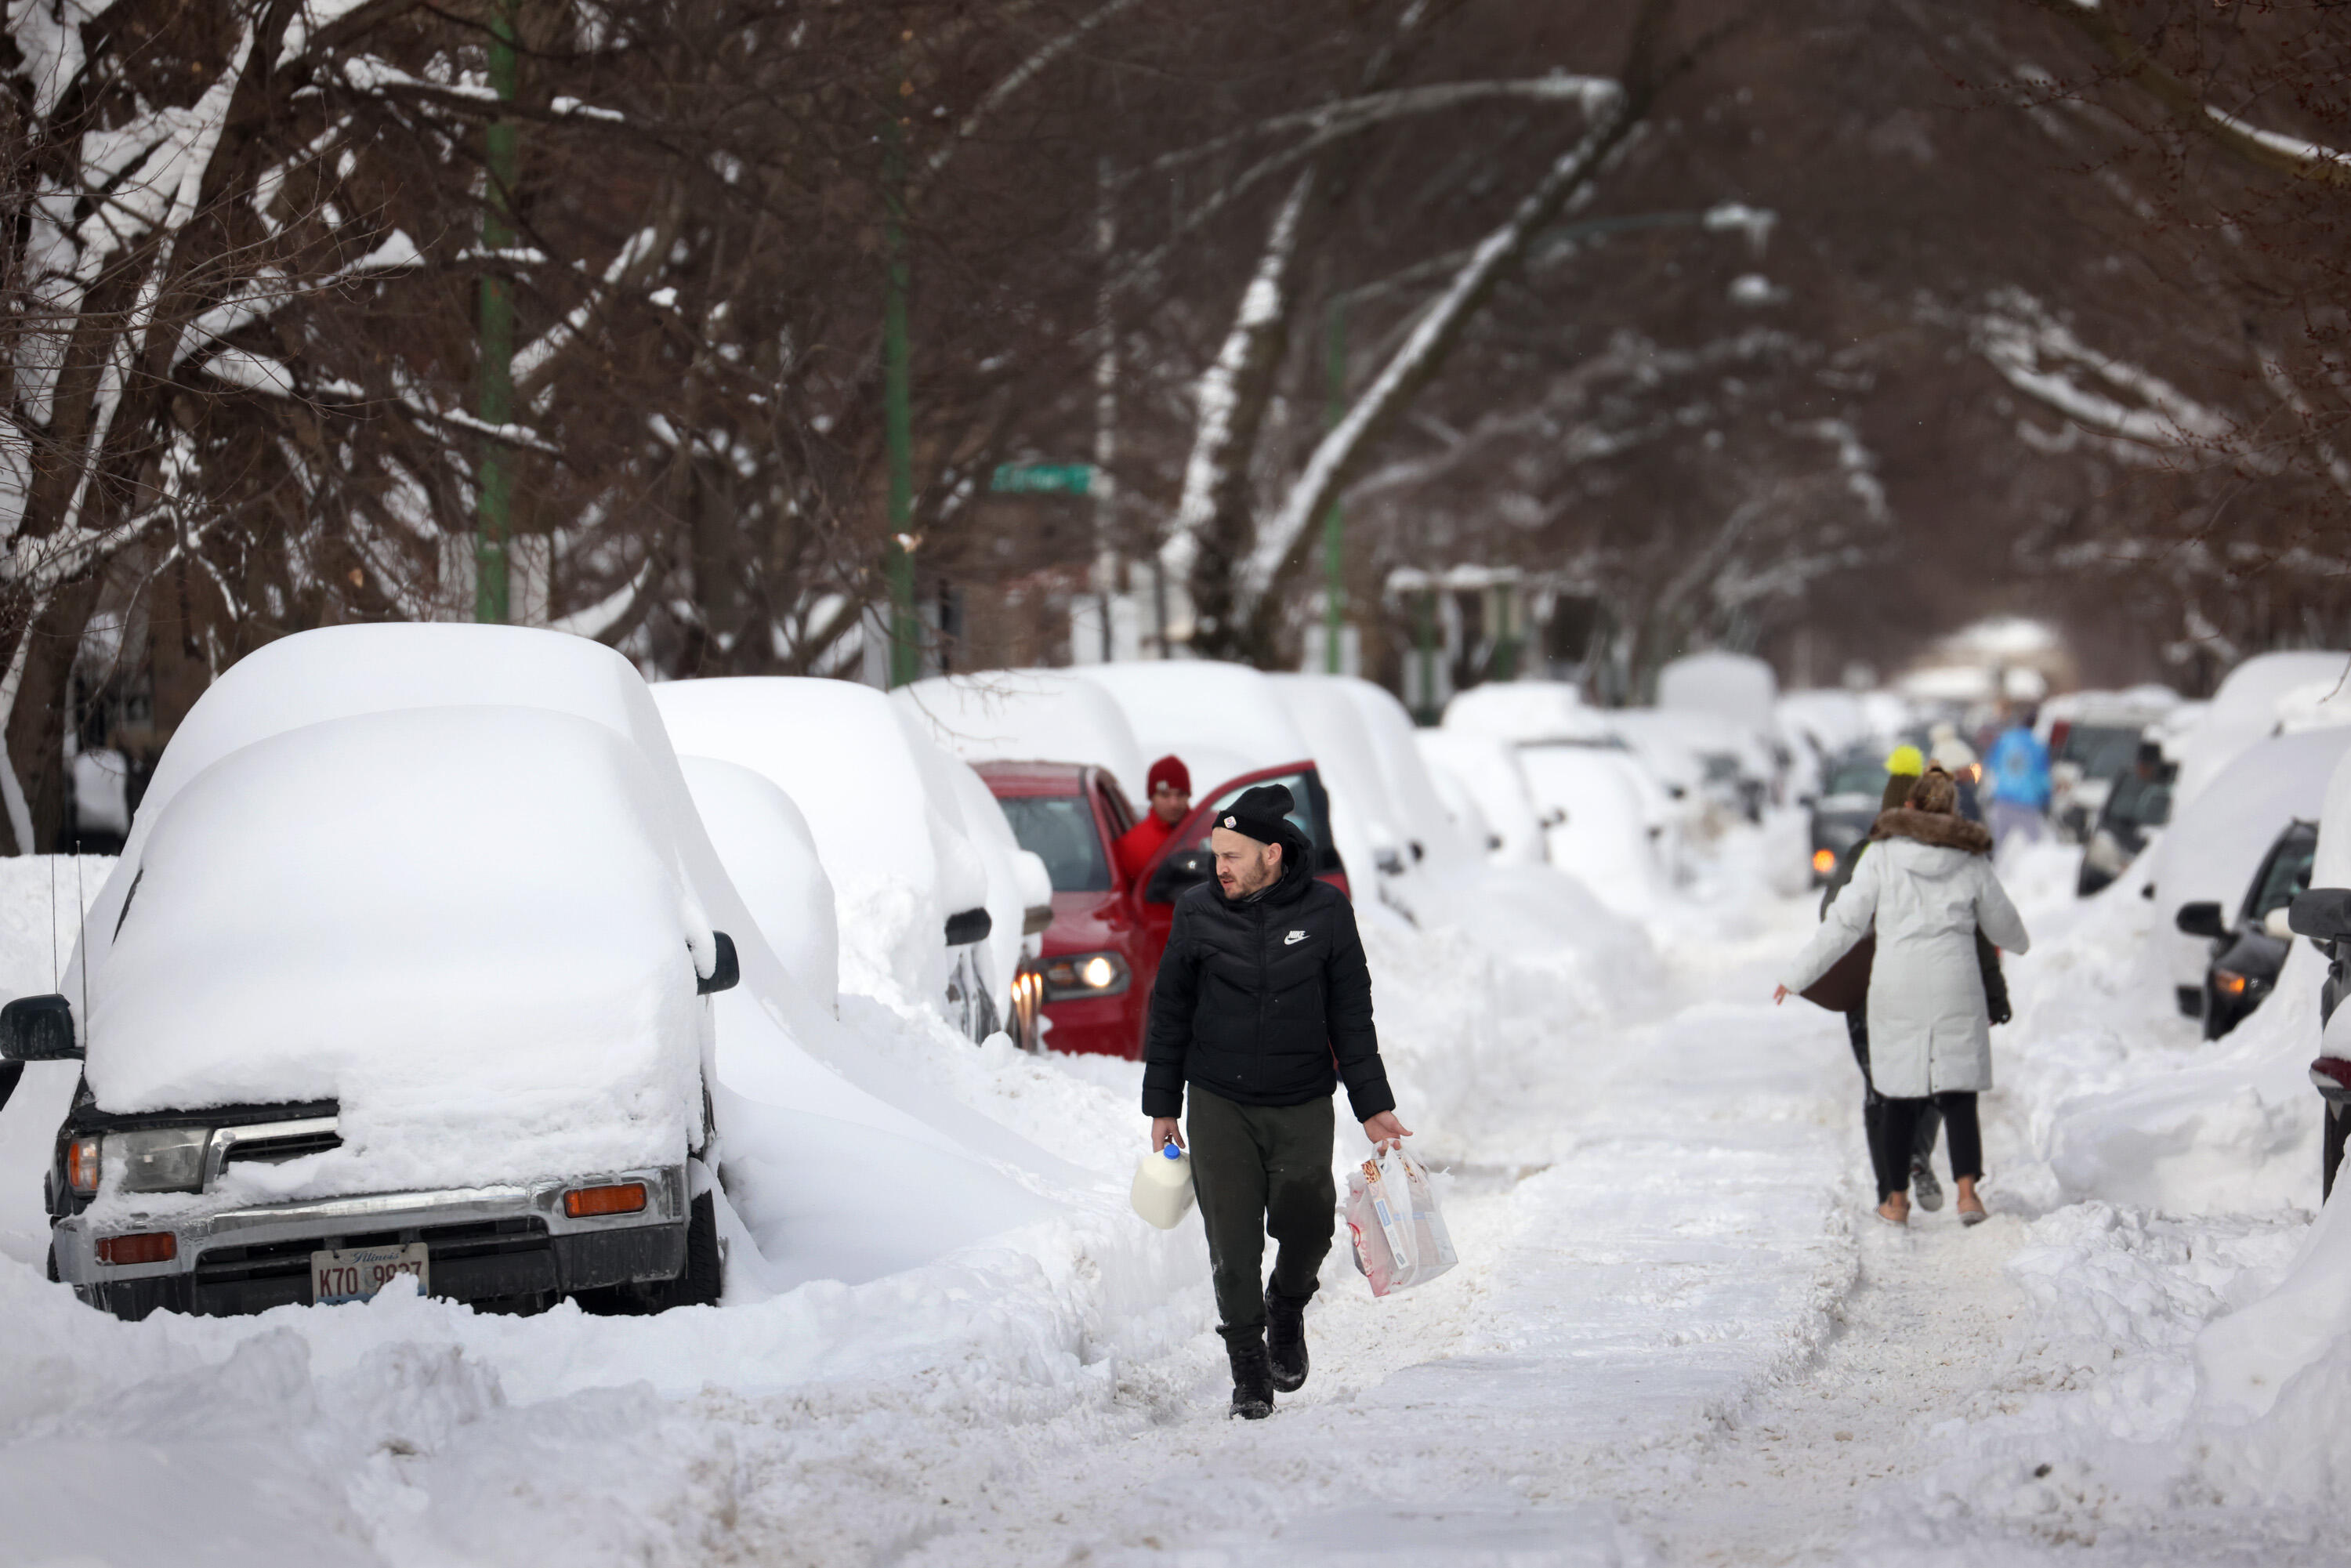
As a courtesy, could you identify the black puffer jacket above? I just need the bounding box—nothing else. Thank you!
[1141,825,1393,1121]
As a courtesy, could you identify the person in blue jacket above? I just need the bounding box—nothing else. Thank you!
[1984,707,2052,850]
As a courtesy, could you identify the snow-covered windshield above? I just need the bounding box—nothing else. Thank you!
[996,795,1110,893]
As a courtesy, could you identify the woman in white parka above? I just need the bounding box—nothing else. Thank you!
[1775,768,2030,1226]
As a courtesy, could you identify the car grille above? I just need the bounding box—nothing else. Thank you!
[222,1128,342,1166]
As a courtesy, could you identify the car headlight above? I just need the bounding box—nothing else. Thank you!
[1812,847,1838,876]
[113,1127,212,1193]
[2213,969,2251,999]
[1041,951,1131,1001]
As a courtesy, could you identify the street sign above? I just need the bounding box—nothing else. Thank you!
[990,462,1094,496]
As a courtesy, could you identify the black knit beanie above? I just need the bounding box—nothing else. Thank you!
[1215,783,1295,847]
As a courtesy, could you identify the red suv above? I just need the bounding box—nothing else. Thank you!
[976,759,1348,1059]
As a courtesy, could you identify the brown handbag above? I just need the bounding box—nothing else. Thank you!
[1800,933,1875,1015]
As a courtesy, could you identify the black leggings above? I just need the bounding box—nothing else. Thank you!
[1871,1092,1981,1203]
[1847,1014,1938,1184]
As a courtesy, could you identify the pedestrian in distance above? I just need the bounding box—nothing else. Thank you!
[1116,754,1192,882]
[1777,766,2030,1227]
[1817,744,1942,1209]
[1142,782,1410,1420]
[1984,707,2052,852]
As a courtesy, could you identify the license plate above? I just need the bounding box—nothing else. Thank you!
[311,1242,429,1305]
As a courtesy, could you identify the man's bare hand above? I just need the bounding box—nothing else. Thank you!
[1363,1110,1412,1153]
[1151,1116,1184,1153]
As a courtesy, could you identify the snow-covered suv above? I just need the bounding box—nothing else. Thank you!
[2,626,755,1320]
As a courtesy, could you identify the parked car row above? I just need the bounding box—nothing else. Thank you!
[0,628,1831,1326]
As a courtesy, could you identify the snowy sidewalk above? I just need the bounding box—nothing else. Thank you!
[900,956,1868,1566]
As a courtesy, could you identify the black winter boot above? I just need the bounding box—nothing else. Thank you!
[1221,1326,1274,1419]
[1265,1285,1311,1393]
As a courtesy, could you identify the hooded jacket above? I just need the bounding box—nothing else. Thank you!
[1140,820,1393,1121]
[1782,807,2030,1097]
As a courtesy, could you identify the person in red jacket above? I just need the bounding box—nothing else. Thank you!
[1116,755,1191,882]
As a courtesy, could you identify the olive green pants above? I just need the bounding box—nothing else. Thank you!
[1186,1086,1336,1332]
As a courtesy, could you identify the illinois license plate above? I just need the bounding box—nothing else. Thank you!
[311,1242,429,1305]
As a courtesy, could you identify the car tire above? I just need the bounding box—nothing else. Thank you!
[661,1190,724,1309]
[2325,1103,2349,1204]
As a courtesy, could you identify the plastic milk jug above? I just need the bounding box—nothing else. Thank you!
[1130,1143,1197,1229]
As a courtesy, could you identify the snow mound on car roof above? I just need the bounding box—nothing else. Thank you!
[897,671,1149,798]
[649,677,994,1009]
[1076,661,1311,792]
[87,707,703,1193]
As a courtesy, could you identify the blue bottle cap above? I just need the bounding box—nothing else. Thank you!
[1162,1143,1183,1160]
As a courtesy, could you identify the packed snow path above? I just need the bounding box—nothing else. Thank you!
[882,903,1981,1566]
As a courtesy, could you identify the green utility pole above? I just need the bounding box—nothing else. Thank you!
[881,116,920,687]
[474,0,517,625]
[1321,298,1346,674]
[1415,585,1439,725]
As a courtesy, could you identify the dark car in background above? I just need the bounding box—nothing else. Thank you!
[2049,715,2159,842]
[977,759,1349,1059]
[2175,819,2317,1040]
[1807,749,1887,885]
[2078,741,2176,898]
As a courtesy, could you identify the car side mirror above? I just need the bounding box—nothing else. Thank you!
[943,907,993,947]
[697,932,741,996]
[0,994,78,1061]
[2291,889,2351,942]
[2265,906,2297,941]
[1146,848,1212,904]
[2175,902,2228,941]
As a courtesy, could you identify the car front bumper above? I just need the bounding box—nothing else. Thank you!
[53,1163,689,1320]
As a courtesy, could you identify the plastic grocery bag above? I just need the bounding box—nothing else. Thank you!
[1345,1146,1457,1297]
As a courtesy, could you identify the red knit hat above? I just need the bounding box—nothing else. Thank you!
[1147,755,1190,795]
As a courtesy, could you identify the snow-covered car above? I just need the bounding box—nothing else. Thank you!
[6,704,736,1320]
[1442,681,1675,895]
[650,678,1049,1050]
[2176,818,2316,1040]
[1413,731,1524,860]
[2146,726,2351,1023]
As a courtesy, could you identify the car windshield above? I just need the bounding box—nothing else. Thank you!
[995,795,1110,893]
[1825,758,1886,798]
[2249,825,2320,920]
[2103,768,2174,829]
[2060,724,2144,780]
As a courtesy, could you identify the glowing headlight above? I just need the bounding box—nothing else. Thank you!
[1811,848,1838,876]
[1041,951,1131,1001]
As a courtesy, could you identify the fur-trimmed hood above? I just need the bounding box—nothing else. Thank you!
[1869,808,1993,856]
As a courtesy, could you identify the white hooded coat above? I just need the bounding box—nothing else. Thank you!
[1781,827,2030,1098]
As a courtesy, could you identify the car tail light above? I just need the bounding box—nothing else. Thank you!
[1041,950,1130,1002]
[1812,848,1837,876]
[96,1232,176,1266]
[66,1137,101,1195]
[564,1182,647,1219]
[2214,969,2249,998]
[2313,1057,2351,1091]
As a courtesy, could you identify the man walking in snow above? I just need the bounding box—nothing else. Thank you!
[1143,782,1410,1420]
[1117,754,1193,882]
